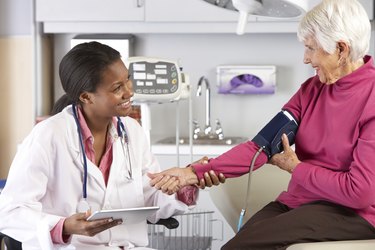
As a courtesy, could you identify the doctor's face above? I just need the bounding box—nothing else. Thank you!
[90,59,134,118]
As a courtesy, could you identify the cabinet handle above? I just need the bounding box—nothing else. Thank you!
[136,0,144,7]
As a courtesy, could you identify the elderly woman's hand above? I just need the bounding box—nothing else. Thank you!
[188,156,226,189]
[191,156,226,189]
[269,134,301,173]
[198,171,226,189]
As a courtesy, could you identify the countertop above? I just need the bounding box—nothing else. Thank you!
[150,135,249,155]
[151,143,235,156]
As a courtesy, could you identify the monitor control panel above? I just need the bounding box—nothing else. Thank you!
[126,57,190,102]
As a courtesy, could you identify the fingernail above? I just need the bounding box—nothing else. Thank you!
[204,172,209,177]
[209,170,215,174]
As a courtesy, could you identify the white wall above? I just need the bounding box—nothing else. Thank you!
[136,33,312,140]
[0,0,34,178]
[53,30,375,141]
[53,33,319,141]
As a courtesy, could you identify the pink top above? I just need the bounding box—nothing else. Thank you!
[193,56,375,227]
[51,108,197,243]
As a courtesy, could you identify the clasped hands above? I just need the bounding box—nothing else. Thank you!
[148,134,301,195]
[148,156,225,195]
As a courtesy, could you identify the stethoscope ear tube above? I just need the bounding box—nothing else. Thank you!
[72,105,133,210]
[72,104,89,200]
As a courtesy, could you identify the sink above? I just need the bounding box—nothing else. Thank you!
[156,136,248,145]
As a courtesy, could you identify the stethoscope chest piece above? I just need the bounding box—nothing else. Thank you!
[77,199,91,213]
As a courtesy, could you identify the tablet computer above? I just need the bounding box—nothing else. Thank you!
[87,206,159,224]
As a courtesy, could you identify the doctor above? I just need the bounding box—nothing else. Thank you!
[0,41,212,249]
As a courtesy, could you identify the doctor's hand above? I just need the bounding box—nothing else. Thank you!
[148,156,225,194]
[269,133,301,174]
[63,211,122,237]
[148,166,199,195]
[148,156,209,194]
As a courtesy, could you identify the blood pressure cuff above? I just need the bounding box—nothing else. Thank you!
[251,110,298,159]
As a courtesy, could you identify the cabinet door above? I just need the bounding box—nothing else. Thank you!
[145,0,256,22]
[36,0,145,22]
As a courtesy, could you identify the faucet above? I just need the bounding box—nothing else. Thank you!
[196,76,211,136]
[193,120,201,140]
[194,76,225,140]
[215,119,224,140]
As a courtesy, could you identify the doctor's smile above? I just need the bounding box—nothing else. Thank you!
[118,100,132,109]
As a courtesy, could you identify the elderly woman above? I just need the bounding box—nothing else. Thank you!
[149,0,375,249]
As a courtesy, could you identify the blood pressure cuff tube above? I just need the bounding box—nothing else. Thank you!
[251,110,298,159]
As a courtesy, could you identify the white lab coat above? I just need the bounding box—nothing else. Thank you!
[0,105,188,250]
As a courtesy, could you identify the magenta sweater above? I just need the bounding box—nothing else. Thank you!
[193,55,375,227]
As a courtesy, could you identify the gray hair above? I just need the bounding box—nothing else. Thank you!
[297,0,371,62]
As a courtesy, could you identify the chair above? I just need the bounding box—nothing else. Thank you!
[0,233,22,250]
[0,218,179,250]
[208,164,375,250]
[287,240,375,250]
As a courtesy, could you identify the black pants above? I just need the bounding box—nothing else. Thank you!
[221,201,375,250]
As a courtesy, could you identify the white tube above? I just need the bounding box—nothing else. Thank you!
[232,0,262,35]
[236,11,248,35]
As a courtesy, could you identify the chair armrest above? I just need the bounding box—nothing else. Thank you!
[0,232,22,250]
[147,217,179,229]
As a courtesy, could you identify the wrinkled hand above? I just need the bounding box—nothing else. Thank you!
[191,156,226,188]
[63,211,122,237]
[269,134,301,173]
[198,170,226,189]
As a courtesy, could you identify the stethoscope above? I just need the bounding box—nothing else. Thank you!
[72,104,133,212]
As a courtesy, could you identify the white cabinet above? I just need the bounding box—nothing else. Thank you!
[146,0,374,22]
[36,0,145,22]
[289,0,373,19]
[36,0,374,33]
[145,0,256,22]
[152,143,292,249]
[152,145,236,250]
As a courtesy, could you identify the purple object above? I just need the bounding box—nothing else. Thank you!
[230,74,264,88]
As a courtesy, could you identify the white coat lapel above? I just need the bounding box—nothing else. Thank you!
[65,106,106,191]
[110,139,130,181]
